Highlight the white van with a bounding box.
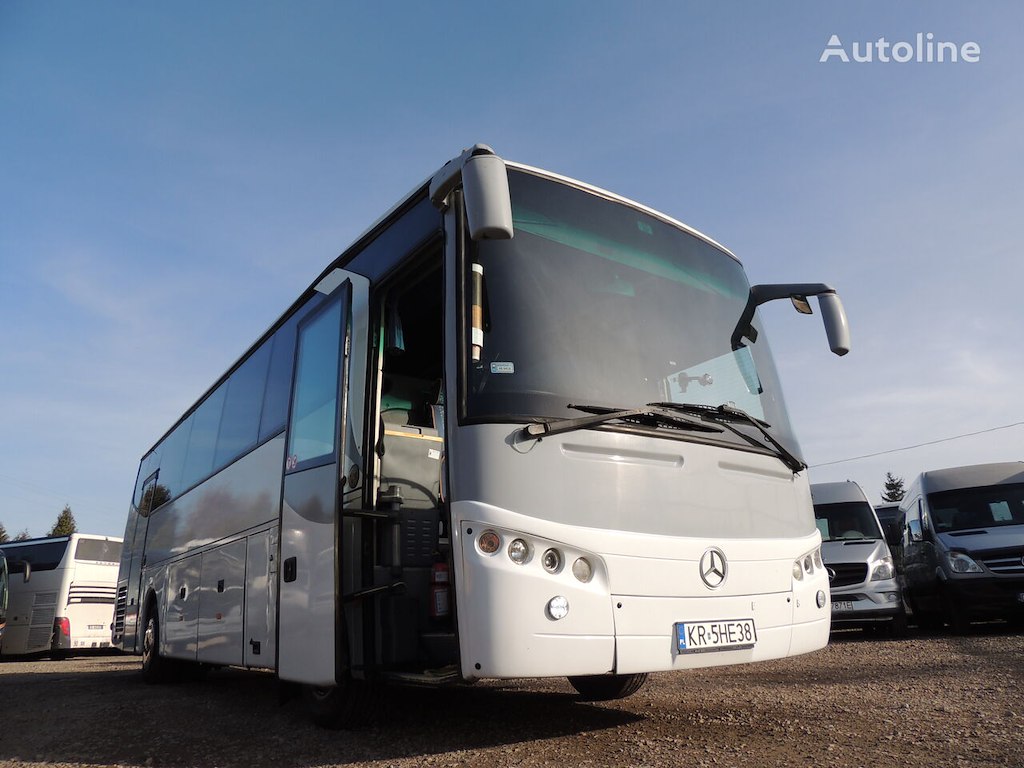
[895,462,1024,632]
[811,481,906,635]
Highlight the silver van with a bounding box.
[811,481,906,635]
[895,462,1024,632]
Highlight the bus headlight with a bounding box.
[541,548,562,574]
[572,557,593,583]
[508,538,530,565]
[478,530,501,555]
[547,595,570,620]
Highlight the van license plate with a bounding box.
[675,619,756,654]
[832,601,855,612]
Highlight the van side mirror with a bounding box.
[907,519,923,543]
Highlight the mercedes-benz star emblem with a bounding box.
[699,547,728,589]
[827,567,837,582]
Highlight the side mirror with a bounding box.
[732,283,851,357]
[430,144,514,241]
[908,519,923,543]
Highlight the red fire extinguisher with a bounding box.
[430,560,451,619]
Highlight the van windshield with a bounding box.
[814,502,883,541]
[928,483,1024,532]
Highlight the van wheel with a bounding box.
[887,610,908,638]
[568,673,648,701]
[945,602,971,635]
[141,612,174,684]
[302,677,378,729]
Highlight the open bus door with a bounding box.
[278,270,370,718]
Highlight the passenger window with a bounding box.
[216,343,271,467]
[182,384,226,489]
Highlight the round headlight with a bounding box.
[803,556,813,573]
[508,538,530,564]
[793,561,804,581]
[547,595,570,620]
[541,548,562,573]
[478,530,500,555]
[572,557,593,583]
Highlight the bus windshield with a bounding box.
[466,169,800,459]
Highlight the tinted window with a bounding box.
[3,539,70,572]
[928,483,1024,532]
[216,343,271,467]
[158,414,193,500]
[813,502,883,541]
[74,539,122,563]
[260,314,300,442]
[181,384,227,490]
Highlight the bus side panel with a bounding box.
[162,554,200,661]
[279,463,338,687]
[244,529,277,668]
[197,539,247,666]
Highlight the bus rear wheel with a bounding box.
[302,677,378,729]
[567,672,648,701]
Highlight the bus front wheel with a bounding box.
[141,612,173,684]
[567,673,648,701]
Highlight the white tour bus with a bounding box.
[114,145,849,726]
[1,533,122,656]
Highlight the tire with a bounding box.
[302,677,379,729]
[568,673,648,701]
[945,601,971,636]
[141,611,174,684]
[887,610,909,639]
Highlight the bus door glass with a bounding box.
[279,272,361,686]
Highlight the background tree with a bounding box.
[881,472,906,502]
[48,504,78,537]
[14,529,31,541]
[0,521,8,543]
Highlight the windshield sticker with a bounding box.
[490,361,515,374]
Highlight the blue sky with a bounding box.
[1,2,1021,538]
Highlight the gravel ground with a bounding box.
[0,625,1021,768]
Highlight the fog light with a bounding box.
[547,595,570,620]
[542,548,562,573]
[478,530,500,554]
[508,538,530,565]
[816,590,827,609]
[886,592,899,603]
[572,557,593,583]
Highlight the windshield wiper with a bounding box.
[519,404,722,440]
[647,402,806,473]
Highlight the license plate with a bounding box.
[88,624,105,630]
[832,601,855,612]
[675,619,756,654]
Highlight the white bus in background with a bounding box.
[0,534,122,657]
[114,144,850,726]
[0,548,8,643]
